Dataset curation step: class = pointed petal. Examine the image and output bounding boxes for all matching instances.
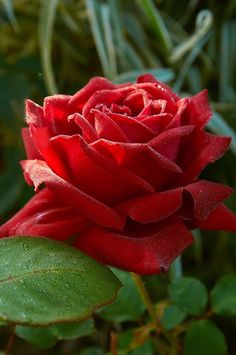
[25,99,44,126]
[184,180,233,220]
[179,132,231,184]
[21,128,42,160]
[198,203,236,232]
[186,89,212,128]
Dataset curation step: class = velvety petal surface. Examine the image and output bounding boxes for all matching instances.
[0,189,89,240]
[75,217,194,275]
[21,159,125,230]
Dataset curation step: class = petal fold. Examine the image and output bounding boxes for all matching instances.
[20,159,125,230]
[75,217,194,275]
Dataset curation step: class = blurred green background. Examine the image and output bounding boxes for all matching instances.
[0,0,236,354]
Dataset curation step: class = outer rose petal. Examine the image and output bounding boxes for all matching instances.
[197,203,236,232]
[183,180,233,220]
[21,159,125,230]
[75,217,194,275]
[185,90,212,128]
[25,99,44,126]
[0,189,89,240]
[21,127,42,160]
[179,132,231,185]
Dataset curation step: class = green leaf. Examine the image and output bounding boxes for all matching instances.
[52,318,94,339]
[184,320,227,355]
[97,268,145,322]
[128,341,153,355]
[160,305,186,331]
[15,319,94,349]
[79,347,105,355]
[15,326,56,349]
[0,237,121,325]
[168,277,208,316]
[211,274,236,316]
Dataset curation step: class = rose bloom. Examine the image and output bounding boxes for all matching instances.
[0,74,236,274]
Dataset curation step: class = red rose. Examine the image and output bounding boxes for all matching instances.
[1,74,236,274]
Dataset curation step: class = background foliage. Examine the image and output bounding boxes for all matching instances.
[0,0,236,354]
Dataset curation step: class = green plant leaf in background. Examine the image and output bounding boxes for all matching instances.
[211,274,236,316]
[97,268,145,322]
[15,318,94,349]
[184,320,227,355]
[0,237,121,325]
[160,305,186,331]
[38,0,59,94]
[168,277,208,316]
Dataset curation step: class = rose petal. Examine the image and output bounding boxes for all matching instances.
[185,90,212,128]
[93,110,129,142]
[137,74,179,101]
[0,188,89,240]
[99,111,156,143]
[198,203,236,232]
[166,98,189,129]
[43,95,78,135]
[183,180,233,220]
[117,188,182,223]
[69,113,98,143]
[75,217,194,275]
[21,127,42,160]
[82,90,122,122]
[25,99,44,126]
[139,113,173,134]
[70,77,115,111]
[29,126,71,182]
[149,125,195,161]
[179,132,231,185]
[51,135,154,204]
[20,159,125,230]
[135,83,177,114]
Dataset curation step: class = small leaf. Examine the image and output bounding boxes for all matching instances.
[211,274,236,316]
[79,347,105,355]
[97,268,145,322]
[160,305,186,331]
[0,237,121,325]
[168,277,208,316]
[52,318,94,339]
[15,326,56,349]
[16,319,94,349]
[184,320,227,355]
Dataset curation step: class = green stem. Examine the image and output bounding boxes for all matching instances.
[5,325,16,355]
[170,256,183,281]
[131,272,158,329]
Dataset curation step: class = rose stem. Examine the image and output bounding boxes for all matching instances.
[170,256,183,281]
[131,272,159,329]
[5,324,16,355]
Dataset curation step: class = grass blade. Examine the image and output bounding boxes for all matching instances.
[137,0,172,55]
[38,0,59,94]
